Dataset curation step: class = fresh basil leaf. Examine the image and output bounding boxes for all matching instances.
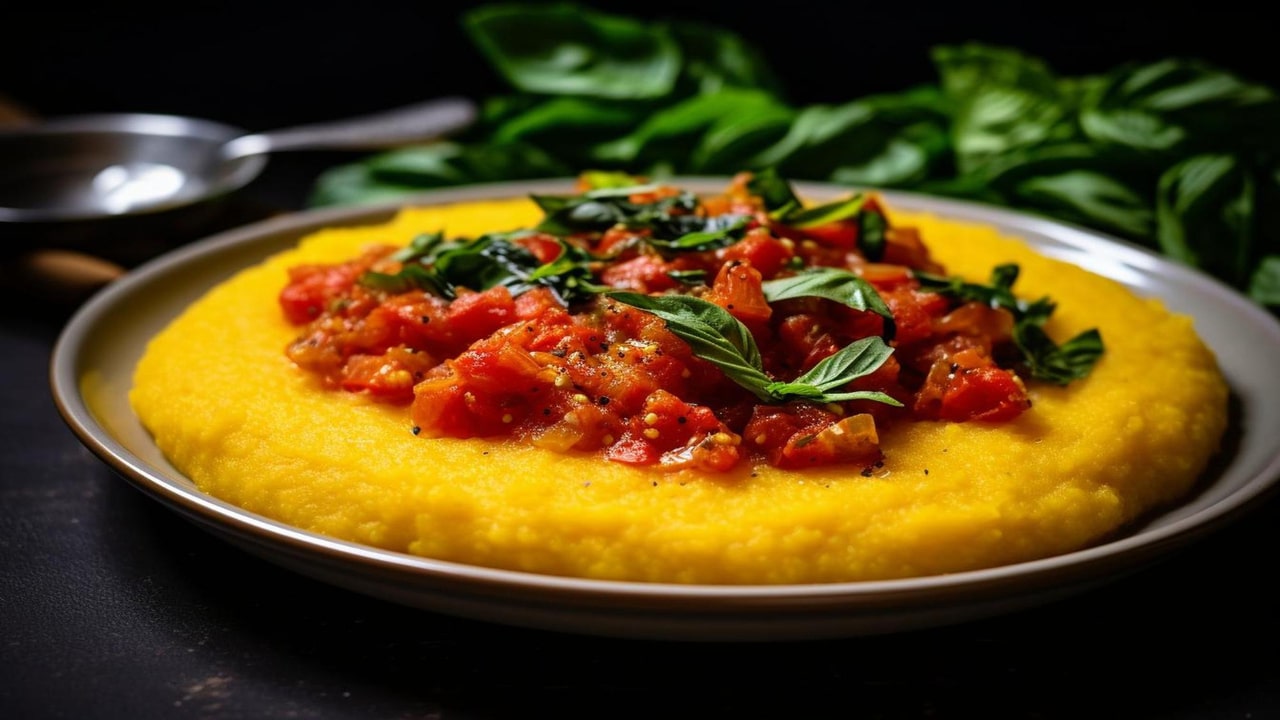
[649,214,751,252]
[1156,154,1255,288]
[1249,255,1280,307]
[391,231,448,263]
[1011,169,1155,240]
[1014,325,1105,385]
[532,189,700,235]
[932,43,1078,176]
[666,269,708,285]
[1081,58,1280,155]
[690,101,796,173]
[489,97,645,167]
[858,205,889,261]
[745,166,803,216]
[607,292,774,400]
[525,238,610,302]
[761,268,896,340]
[359,265,448,296]
[778,193,869,228]
[765,337,902,406]
[608,291,904,406]
[749,88,952,187]
[462,3,681,100]
[592,88,788,167]
[914,264,1043,320]
[667,21,784,97]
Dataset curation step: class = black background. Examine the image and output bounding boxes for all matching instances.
[6,1,1276,130]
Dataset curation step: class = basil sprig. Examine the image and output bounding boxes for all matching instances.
[915,264,1104,384]
[761,267,897,340]
[533,185,750,253]
[360,230,602,303]
[608,291,902,407]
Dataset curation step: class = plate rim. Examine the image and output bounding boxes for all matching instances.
[48,176,1280,638]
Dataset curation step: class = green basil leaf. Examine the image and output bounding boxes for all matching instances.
[777,193,869,228]
[761,267,896,340]
[649,214,751,252]
[359,265,448,296]
[1156,153,1255,288]
[765,337,902,406]
[390,231,449,263]
[462,3,681,100]
[592,88,787,167]
[1081,58,1280,155]
[666,269,708,285]
[607,291,774,400]
[1248,256,1280,307]
[1014,326,1105,385]
[667,21,784,96]
[1011,169,1155,240]
[609,291,904,407]
[932,43,1078,176]
[749,88,952,187]
[745,166,803,216]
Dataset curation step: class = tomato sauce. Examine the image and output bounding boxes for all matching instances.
[279,171,1043,473]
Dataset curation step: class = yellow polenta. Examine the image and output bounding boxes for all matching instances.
[128,197,1230,584]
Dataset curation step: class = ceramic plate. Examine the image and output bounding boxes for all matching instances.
[50,178,1280,642]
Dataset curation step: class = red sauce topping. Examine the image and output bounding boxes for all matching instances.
[279,171,1048,473]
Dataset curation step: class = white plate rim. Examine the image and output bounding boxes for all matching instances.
[49,177,1280,641]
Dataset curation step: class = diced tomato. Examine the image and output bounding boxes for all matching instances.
[717,227,793,278]
[938,366,1029,423]
[513,232,565,264]
[706,261,771,325]
[445,286,517,344]
[797,219,858,249]
[599,254,679,293]
[279,263,362,324]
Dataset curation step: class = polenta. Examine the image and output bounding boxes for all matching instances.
[129,172,1229,584]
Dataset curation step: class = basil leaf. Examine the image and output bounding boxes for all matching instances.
[777,193,869,228]
[766,337,902,406]
[649,214,751,252]
[750,88,952,188]
[359,265,448,296]
[761,268,896,340]
[1014,326,1105,385]
[932,43,1078,176]
[667,269,708,285]
[918,264,1103,382]
[608,291,903,407]
[391,231,449,263]
[462,3,681,100]
[667,21,784,97]
[1249,256,1280,307]
[858,204,889,261]
[1156,154,1256,288]
[532,189,699,235]
[745,166,802,216]
[607,291,774,400]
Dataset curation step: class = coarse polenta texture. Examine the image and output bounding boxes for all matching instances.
[128,197,1230,584]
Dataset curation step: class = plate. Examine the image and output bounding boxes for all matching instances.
[50,178,1280,641]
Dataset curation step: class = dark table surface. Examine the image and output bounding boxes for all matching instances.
[4,150,1280,720]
